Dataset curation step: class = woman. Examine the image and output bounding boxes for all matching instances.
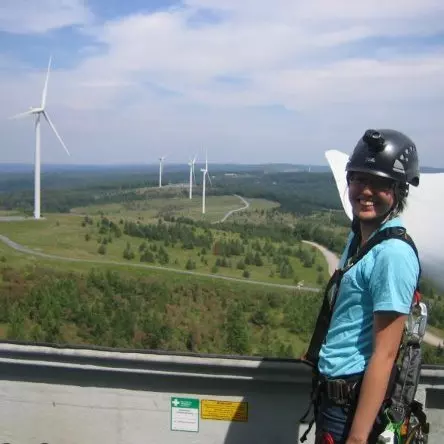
[315,129,421,444]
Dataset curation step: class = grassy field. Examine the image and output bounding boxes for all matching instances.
[0,238,304,298]
[0,210,26,217]
[71,195,279,224]
[0,211,328,287]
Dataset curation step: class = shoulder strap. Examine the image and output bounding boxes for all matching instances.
[344,227,420,277]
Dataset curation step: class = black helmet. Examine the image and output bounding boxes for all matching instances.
[346,129,420,187]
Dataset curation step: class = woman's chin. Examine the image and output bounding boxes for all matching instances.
[352,207,378,221]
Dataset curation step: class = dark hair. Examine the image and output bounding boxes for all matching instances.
[392,182,408,216]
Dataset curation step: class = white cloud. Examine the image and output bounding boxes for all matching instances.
[0,0,91,34]
[0,0,444,166]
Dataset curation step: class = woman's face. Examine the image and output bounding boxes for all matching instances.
[348,172,396,222]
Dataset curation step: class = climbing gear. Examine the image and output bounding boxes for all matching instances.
[318,431,335,444]
[382,301,429,442]
[299,226,428,443]
[346,129,420,187]
[403,400,430,444]
[318,374,361,406]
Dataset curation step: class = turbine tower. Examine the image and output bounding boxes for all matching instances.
[10,56,70,220]
[188,155,197,199]
[158,156,166,188]
[201,150,211,214]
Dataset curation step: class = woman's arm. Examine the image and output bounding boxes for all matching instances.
[346,311,406,444]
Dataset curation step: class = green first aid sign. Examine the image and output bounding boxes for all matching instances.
[171,397,200,432]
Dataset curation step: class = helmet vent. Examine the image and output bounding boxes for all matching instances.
[393,159,405,173]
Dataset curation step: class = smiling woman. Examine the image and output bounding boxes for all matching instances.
[305,129,424,444]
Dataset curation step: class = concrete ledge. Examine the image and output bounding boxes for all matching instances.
[0,341,443,384]
[0,342,443,444]
[0,341,313,384]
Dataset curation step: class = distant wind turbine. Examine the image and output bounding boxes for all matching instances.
[188,155,197,199]
[10,56,70,220]
[159,156,166,188]
[201,150,212,214]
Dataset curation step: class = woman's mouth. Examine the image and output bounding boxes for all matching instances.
[357,198,376,210]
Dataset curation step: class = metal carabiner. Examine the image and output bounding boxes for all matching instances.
[407,302,428,343]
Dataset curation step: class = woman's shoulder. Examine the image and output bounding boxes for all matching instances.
[369,236,420,277]
[373,235,419,260]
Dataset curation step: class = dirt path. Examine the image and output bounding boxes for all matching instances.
[215,194,250,223]
[302,240,339,276]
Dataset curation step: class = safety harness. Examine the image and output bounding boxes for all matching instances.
[299,226,429,443]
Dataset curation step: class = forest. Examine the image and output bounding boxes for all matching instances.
[0,264,319,357]
[1,263,443,364]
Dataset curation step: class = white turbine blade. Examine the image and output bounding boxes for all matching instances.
[325,149,444,291]
[325,150,353,220]
[207,171,212,187]
[9,110,35,120]
[43,111,70,156]
[41,55,52,109]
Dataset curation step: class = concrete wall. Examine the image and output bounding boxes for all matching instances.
[0,343,442,444]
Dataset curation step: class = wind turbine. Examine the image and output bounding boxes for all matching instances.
[158,156,166,188]
[10,56,70,220]
[201,150,212,214]
[188,155,197,199]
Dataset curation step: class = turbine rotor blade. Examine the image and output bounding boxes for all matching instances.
[207,171,212,187]
[42,55,52,109]
[9,110,36,120]
[43,111,70,156]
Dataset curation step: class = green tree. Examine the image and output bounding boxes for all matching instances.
[140,250,155,263]
[225,304,250,355]
[123,242,135,260]
[185,258,196,270]
[254,252,263,266]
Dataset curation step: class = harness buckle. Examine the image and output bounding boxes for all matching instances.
[325,379,353,406]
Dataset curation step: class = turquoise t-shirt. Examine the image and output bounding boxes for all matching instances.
[317,217,420,378]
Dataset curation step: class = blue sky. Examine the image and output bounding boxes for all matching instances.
[0,0,444,167]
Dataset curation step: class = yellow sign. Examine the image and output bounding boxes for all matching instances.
[201,400,248,422]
